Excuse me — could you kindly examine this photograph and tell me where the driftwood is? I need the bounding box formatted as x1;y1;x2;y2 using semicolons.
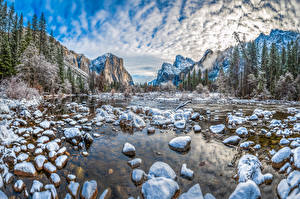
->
175;100;191;111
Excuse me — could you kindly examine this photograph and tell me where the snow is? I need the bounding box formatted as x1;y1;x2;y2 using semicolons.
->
13;179;25;192
229;180;261;199
36;136;49;144
168;136;191;152
0;125;19;145
236;127;248;136
279;138;290;146
180;163;194;180
149;161;176;180
81;180;98;199
204;193;216;199
179;184;203;199
142;177;179;199
271;147;291;168
99;188;111;199
223;136;241;145
17;153;29;162
293;123;300;132
238;154;271;185
122;142;136;156
209;124;225;134
227;115;246;125
14;161;37;177
240;141;255;149
46;141;60;152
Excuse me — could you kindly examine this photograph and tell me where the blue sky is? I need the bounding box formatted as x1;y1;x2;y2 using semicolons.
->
9;0;300;83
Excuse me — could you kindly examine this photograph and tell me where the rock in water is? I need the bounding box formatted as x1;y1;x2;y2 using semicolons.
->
80;180;98;199
13;180;25;192
180;163;194;180
236;127;248;136
99;188;111;199
223;136;241;145
271;147;291;168
179;184;204;199
142;177;179;199
32;191;52;199
132;169;146;185
122;142;136;156
149;161;176;180
67;181;80;198
293;146;300;169
64;128;82;140
277;179;291;199
229;180;261;199
169;136;191;152
209;124;225;134
128;158;142;168
14;161;37;177
174;120;186;129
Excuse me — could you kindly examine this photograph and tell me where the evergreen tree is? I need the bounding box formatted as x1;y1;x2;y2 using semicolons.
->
281;46;286;74
204;69;209;86
192;69;196;90
261;41;268;72
31;13;38;41
267;42;280;94
56;46;64;84
229;47;239;92
248;41;258;76
10;14;18;67
38;12;47;55
197;68;201;85
0;34;12;78
7;3;14;41
187;71;191;90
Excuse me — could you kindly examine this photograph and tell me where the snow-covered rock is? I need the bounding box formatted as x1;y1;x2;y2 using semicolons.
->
179;183;203;199
14;161;37;177
40;120;51;129
168;136;191;152
287;170;300;189
50;173;61;187
193;125;201;132
223;136;241;145
132;169;146;185
293;147;300;169
80;180;98;199
122;142;136;156
239;141;255;149
34;155;47;171
55;155;68;169
236;127;248;136
294;123;300;132
64;128;82;140
209;124;225;134
271;147;291;168
67;181;80;197
277;179;291;199
13;179;25;192
0;125;18;145
128;158;142;169
229;180;261;199
174;120;186;129
43;162;57;173
149;161;176;180
30;180;43;193
180;163;194;180
32;190;52;199
142;177;179;199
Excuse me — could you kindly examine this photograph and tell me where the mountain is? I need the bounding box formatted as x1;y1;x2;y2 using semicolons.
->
150;29;300;86
90;53;133;86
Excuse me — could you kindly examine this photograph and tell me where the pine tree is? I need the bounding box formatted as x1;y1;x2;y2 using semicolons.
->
10;14;18;67
187;71;191;90
17;13;24;56
197;68;201;85
204;69;209;86
31;13;38;42
280;46;286;74
192;69;196;90
216;66;226;94
229;47;239;92
248;41;258;76
39;12;47;57
56;46;64;84
261;41;268;72
7;3;14;41
267;42;280;94
0;34;12;78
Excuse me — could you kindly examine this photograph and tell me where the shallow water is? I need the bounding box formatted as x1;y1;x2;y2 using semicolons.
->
3;95;300;198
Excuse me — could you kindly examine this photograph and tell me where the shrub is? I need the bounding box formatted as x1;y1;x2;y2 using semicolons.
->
0;76;40;100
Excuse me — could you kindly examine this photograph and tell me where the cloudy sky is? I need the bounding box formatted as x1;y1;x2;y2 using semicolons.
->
9;0;300;83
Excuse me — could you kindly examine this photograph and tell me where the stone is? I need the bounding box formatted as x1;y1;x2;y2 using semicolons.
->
149;161;176;180
67;181;80;197
64;128;82;140
168;136;191;152
44;162;57;173
179;183;203;199
40;120;51;129
180;163;194;180
55;155;68;169
122;142;136;156
80;180;98;199
142;177;179;199
277;179;291;199
34;155;47;171
50;173;61;187
147;127;155;134
132;169;146;185
14;161;37;177
13;179;25;192
293;146;300;169
209;124;225;134
67;174;76;182
174;120;186;129
32;191;52;199
46;141;60;152
229;180;261;199
193;125;201;132
128;158;142;168
223;136;241;145
287;170;300;189
271;147;291;168
236;127;248;136
30;180;43;193
99;188;111;199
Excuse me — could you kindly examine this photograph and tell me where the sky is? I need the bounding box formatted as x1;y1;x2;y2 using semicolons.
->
8;0;300;83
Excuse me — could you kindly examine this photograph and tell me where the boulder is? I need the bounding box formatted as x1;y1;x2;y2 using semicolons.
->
271;147;291;169
229;180;261;199
14;161;37;177
122;142;136;156
80;180;98;199
179;184;203;199
149;161;176;180
169;136;191;152
142;177;179;199
209;124;225;134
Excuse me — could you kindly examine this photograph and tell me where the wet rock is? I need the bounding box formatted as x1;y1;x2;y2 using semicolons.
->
30;180;43;193
193;125;201;133
209;124;225;134
80;180;98;199
32;190;52;199
122;142;136;156
50;173;61;187
68;181;80;197
84;133;94;145
34;155;47;171
14;161;37;177
147;127;155;134
142;177;179;199
293;123;300;132
44;162;57;173
169;136;191;152
149;161;176;180
55;155;68;169
277;179;291;199
236;127;248;136
179;183;203;199
180;163;194;180
293;146;300;169
99;188;111;199
128;158;142;169
13;179;25;192
67;174;76;182
229;180;261;199
279;138;290;146
223;136;241;145
271;147;291;169
174;120;186;129
132;169;146;185
238;154;272;185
